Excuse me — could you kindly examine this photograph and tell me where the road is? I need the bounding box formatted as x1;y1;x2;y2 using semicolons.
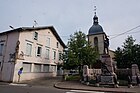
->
0;84;67;93
0;76;107;93
0;84;106;93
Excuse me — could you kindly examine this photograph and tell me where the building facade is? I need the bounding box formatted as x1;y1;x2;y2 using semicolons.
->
0;26;66;82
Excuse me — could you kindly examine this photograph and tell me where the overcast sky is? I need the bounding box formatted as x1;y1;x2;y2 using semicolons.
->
0;0;140;50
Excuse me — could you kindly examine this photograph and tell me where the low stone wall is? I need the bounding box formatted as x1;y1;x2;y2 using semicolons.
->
93;69;102;75
116;69;131;75
116;69;131;80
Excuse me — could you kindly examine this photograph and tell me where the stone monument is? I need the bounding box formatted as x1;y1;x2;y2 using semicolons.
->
99;34;118;87
83;65;89;83
100;54;115;84
131;64;140;84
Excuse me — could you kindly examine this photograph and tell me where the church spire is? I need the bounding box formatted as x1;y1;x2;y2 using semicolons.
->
94;6;97;15
93;6;98;25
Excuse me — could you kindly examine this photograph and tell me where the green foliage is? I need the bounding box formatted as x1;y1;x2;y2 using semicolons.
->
115;36;140;69
89;79;96;84
118;80;128;86
63;31;98;70
65;75;80;81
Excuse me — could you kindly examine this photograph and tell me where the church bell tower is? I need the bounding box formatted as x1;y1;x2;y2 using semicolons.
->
87;6;109;55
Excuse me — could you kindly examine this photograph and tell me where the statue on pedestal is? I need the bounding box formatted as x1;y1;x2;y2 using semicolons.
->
104;35;109;54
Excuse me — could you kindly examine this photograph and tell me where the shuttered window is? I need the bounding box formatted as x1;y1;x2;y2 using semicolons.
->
26;43;32;56
34;64;41;72
43;65;49;72
23;63;32;72
46;49;50;59
0;43;4;56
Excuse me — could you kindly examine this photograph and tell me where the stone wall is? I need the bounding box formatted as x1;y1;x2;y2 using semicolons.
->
116;69;131;76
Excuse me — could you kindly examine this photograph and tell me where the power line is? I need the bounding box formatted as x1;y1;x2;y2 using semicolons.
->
110;25;140;40
61;25;140;39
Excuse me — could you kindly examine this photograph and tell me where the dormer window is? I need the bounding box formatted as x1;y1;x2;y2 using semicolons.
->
34;32;38;40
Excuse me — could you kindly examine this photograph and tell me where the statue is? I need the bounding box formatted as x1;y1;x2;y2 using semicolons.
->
101;62;111;75
104;35;109;54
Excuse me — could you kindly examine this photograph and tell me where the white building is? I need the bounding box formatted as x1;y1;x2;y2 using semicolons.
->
0;26;66;82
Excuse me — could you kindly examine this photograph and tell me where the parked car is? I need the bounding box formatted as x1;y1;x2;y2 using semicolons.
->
68;70;79;76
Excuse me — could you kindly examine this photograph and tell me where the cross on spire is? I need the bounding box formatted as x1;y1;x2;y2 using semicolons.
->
93;6;98;25
94;6;97;15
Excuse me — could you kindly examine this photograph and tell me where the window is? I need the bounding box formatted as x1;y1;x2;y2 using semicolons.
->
0;43;4;56
94;37;98;51
46;37;50;47
43;65;49;72
56;42;59;48
23;63;32;72
58;52;62;61
46;49;50;59
34;32;38;40
52;50;56;60
50;65;56;72
26;43;32;56
37;46;42;57
34;64;41;72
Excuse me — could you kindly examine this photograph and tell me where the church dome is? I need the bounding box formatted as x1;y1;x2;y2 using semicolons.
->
88;14;104;35
89;24;103;35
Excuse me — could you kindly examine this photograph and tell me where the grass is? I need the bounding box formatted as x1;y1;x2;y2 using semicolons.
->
118;80;128;86
66;75;80;81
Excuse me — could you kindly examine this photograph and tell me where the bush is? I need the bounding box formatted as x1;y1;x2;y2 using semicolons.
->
118;80;128;86
66;75;80;81
89;79;96;84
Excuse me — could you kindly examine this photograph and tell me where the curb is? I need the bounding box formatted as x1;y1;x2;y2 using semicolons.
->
54;82;136;93
0;82;10;85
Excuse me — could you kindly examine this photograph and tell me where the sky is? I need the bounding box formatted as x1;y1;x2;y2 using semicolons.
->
0;0;140;50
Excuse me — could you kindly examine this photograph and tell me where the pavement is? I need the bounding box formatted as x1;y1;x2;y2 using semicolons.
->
0;76;140;93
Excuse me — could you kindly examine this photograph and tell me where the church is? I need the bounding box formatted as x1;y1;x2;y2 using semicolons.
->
87;9;115;68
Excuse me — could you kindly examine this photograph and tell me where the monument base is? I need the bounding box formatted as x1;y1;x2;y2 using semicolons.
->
100;75;114;85
132;76;140;84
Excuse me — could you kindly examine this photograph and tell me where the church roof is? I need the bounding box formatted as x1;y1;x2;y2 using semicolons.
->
88;24;104;35
88;14;104;35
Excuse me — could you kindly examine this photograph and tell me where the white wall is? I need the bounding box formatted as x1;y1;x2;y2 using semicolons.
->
0;31;19;82
13;28;64;82
0;27;65;82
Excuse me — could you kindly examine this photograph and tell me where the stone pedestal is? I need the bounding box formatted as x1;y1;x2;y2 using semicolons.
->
131;64;140;84
132;76;140;84
100;54;114;75
100;75;114;84
83;65;89;82
100;54;116;85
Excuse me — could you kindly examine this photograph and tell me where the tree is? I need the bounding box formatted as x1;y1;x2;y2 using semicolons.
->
63;31;98;70
114;47;124;68
115;36;140;68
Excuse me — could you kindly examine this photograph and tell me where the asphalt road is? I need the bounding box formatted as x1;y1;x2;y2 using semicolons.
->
0;76;108;93
0;85;67;93
0;85;107;93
